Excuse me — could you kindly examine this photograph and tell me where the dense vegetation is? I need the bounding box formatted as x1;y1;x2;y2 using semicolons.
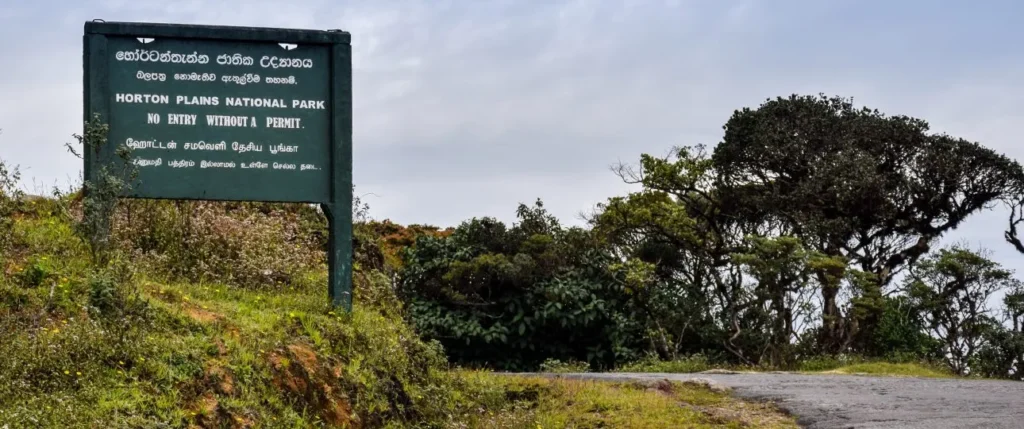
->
396;94;1024;379
0;123;796;427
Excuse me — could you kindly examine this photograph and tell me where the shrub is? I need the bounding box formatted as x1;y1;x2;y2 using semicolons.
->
397;201;645;371
113;200;326;288
867;296;943;360
0;156;24;259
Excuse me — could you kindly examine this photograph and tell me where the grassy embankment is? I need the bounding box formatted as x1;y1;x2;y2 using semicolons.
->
0;194;797;428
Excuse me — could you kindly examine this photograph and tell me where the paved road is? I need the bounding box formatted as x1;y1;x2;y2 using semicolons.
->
543;372;1024;428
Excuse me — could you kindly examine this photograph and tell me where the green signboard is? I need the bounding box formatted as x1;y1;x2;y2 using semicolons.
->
83;20;353;309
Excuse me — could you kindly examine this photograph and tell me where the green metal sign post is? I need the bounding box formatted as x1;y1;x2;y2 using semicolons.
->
83;21;353;311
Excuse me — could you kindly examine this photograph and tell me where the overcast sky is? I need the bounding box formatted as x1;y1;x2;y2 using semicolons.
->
2;0;1023;273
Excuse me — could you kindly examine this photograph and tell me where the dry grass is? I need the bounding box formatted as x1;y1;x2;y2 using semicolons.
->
816;362;953;378
457;371;799;428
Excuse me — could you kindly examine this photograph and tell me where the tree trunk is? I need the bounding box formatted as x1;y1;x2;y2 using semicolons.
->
816;268;846;354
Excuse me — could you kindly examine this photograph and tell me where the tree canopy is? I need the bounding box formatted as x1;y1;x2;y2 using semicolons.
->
393;93;1024;378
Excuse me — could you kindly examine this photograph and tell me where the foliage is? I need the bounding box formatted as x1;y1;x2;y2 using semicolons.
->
711;94;1021;354
85;261;155;350
713;94;1018;284
730;235;821;367
398;200;645;371
591;145;741;363
0;193;799;428
905;245;1020;375
0;153;23;258
974;286;1024;379
112;200;326;288
392;93;1024;376
975;327;1024;380
614;353;956;378
64;114;138;267
357;220;452;272
866;295;944;360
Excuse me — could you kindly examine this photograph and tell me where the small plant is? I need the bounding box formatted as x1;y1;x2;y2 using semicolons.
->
64;114;138;267
86;272;119;316
0;139;24;257
17;255;56;287
85;261;152;352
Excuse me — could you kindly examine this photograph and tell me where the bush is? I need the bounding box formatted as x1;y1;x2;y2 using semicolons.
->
113;200;326;288
397;201;645;371
867;296;943;360
974;328;1024;380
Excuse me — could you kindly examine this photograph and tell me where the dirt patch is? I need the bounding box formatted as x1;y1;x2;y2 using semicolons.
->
641;378;677;396
268;342;357;428
188;392;253;429
196;392;219;420
184;305;222;324
682;400;795;428
205;364;236;396
629;378;792;427
213;338;228;356
636;378;696;397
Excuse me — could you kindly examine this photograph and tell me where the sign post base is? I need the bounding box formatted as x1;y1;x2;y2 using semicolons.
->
323;203;352;311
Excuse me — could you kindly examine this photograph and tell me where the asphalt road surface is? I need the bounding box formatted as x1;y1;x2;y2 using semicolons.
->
544;372;1024;428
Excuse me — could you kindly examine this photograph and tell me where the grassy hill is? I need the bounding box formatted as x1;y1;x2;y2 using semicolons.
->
0;192;796;428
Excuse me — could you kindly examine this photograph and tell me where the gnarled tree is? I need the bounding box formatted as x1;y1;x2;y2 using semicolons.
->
711;94;1020;354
